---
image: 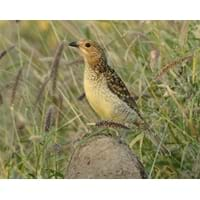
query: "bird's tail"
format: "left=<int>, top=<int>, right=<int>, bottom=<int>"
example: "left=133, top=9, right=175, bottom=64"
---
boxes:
left=135, top=111, right=170, bottom=155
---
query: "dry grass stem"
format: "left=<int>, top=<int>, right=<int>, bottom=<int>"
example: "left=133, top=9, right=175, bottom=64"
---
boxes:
left=10, top=68, right=23, bottom=105
left=88, top=120, right=130, bottom=130
left=50, top=41, right=65, bottom=93
left=44, top=105, right=57, bottom=132
left=0, top=45, right=15, bottom=60
left=155, top=55, right=193, bottom=80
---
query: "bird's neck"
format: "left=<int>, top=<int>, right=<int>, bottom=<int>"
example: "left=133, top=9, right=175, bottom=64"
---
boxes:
left=84, top=58, right=108, bottom=81
left=84, top=63, right=101, bottom=81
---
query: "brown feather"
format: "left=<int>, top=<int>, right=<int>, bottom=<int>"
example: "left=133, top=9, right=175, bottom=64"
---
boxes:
left=104, top=66, right=140, bottom=117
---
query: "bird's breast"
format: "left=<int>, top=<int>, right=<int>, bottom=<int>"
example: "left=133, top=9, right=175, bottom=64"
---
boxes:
left=84, top=72, right=134, bottom=122
left=84, top=72, right=117, bottom=120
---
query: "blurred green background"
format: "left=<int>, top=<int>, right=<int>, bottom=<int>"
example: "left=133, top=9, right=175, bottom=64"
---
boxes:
left=0, top=21, right=200, bottom=178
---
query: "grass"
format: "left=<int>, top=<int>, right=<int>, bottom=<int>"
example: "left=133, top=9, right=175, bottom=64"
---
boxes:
left=0, top=20, right=200, bottom=178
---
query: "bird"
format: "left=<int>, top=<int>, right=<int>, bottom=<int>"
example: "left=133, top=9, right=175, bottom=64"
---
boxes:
left=69, top=39, right=168, bottom=154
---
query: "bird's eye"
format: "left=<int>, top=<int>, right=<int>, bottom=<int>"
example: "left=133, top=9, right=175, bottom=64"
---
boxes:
left=85, top=43, right=91, bottom=48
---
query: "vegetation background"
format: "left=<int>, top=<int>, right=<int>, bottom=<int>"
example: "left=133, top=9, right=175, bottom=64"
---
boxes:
left=0, top=21, right=199, bottom=178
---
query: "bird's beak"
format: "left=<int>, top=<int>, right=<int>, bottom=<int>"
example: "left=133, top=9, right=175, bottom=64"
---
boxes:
left=68, top=41, right=79, bottom=48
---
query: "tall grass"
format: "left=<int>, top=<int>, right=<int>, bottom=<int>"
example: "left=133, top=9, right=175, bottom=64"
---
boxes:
left=0, top=21, right=199, bottom=178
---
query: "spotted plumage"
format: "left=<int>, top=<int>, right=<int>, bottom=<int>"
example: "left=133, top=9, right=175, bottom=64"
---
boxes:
left=69, top=39, right=169, bottom=154
left=104, top=67, right=139, bottom=115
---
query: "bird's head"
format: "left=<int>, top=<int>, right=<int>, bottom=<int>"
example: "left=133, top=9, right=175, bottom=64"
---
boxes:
left=69, top=39, right=107, bottom=67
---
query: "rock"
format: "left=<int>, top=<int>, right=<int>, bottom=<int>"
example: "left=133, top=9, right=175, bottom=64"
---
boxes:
left=65, top=135, right=147, bottom=179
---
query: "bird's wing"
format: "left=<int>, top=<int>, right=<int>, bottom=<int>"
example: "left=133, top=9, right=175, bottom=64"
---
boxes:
left=104, top=66, right=139, bottom=113
left=105, top=67, right=169, bottom=154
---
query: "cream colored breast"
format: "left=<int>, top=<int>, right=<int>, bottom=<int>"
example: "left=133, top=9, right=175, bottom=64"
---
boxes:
left=84, top=74, right=115, bottom=119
